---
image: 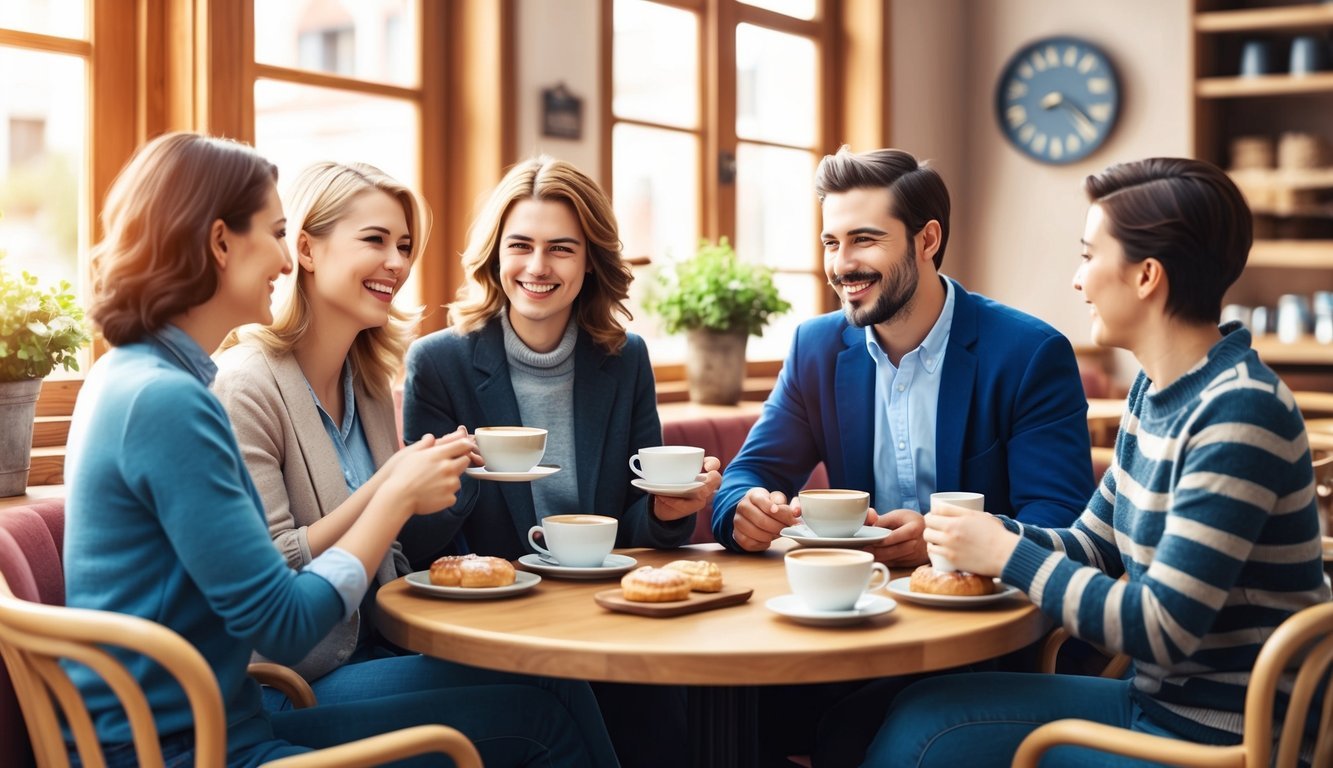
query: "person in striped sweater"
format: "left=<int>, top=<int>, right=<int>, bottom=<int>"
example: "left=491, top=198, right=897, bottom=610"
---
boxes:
left=861, top=157, right=1330, bottom=768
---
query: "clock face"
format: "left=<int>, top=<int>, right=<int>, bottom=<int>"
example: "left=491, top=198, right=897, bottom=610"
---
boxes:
left=995, top=37, right=1120, bottom=165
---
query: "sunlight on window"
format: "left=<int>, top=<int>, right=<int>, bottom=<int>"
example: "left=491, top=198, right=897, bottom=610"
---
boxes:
left=0, top=0, right=85, bottom=39
left=613, top=0, right=699, bottom=129
left=736, top=24, right=816, bottom=147
left=738, top=0, right=816, bottom=21
left=254, top=79, right=422, bottom=307
left=254, top=0, right=418, bottom=87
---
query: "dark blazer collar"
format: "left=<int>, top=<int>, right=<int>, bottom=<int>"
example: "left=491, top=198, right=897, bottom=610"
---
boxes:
left=572, top=331, right=615, bottom=505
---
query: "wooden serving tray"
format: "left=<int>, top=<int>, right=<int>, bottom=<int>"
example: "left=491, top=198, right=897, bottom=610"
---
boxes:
left=593, top=585, right=754, bottom=617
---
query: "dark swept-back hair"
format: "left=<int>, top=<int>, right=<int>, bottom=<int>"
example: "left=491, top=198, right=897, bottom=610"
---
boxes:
left=1084, top=157, right=1251, bottom=324
left=813, top=146, right=951, bottom=269
left=91, top=132, right=278, bottom=346
left=449, top=155, right=633, bottom=354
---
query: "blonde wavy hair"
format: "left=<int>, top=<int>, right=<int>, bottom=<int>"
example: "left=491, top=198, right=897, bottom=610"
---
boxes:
left=224, top=162, right=430, bottom=400
left=449, top=156, right=633, bottom=354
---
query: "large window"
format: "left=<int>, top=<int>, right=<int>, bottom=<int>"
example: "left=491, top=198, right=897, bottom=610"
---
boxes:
left=608, top=0, right=835, bottom=365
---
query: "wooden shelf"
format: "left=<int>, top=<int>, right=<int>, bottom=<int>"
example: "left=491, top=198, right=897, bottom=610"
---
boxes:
left=1197, top=72, right=1333, bottom=98
left=1232, top=168, right=1333, bottom=190
left=1249, top=240, right=1333, bottom=268
left=1196, top=5, right=1333, bottom=33
left=1252, top=335, right=1333, bottom=365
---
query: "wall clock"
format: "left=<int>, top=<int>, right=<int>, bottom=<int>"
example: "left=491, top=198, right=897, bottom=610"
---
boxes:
left=995, top=36, right=1121, bottom=165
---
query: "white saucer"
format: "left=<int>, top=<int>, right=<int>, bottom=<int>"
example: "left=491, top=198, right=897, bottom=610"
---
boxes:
left=886, top=576, right=1021, bottom=607
left=780, top=525, right=891, bottom=548
left=765, top=593, right=897, bottom=626
left=465, top=464, right=561, bottom=482
left=516, top=553, right=639, bottom=579
left=404, top=570, right=541, bottom=599
left=630, top=477, right=705, bottom=497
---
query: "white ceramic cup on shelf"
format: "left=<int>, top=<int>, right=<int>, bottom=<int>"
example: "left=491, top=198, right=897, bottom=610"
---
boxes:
left=627, top=445, right=705, bottom=484
left=527, top=514, right=618, bottom=567
left=797, top=489, right=870, bottom=538
left=927, top=491, right=985, bottom=573
left=475, top=426, right=547, bottom=473
left=784, top=548, right=890, bottom=611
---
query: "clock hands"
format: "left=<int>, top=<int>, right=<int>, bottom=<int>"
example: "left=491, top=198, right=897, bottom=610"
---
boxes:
left=1040, top=91, right=1099, bottom=142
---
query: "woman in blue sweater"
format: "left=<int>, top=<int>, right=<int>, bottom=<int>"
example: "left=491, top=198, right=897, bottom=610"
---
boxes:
left=64, top=132, right=617, bottom=767
left=862, top=157, right=1330, bottom=767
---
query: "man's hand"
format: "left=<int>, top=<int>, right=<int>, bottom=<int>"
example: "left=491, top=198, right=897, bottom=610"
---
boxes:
left=652, top=456, right=723, bottom=521
left=731, top=487, right=800, bottom=551
left=865, top=508, right=928, bottom=566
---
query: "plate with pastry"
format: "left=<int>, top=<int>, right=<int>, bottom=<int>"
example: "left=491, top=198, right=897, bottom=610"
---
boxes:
left=405, top=555, right=541, bottom=599
left=630, top=478, right=706, bottom=497
left=885, top=566, right=1020, bottom=607
left=765, top=593, right=897, bottom=627
left=780, top=524, right=891, bottom=548
left=594, top=565, right=752, bottom=617
left=516, top=553, right=639, bottom=580
left=465, top=464, right=561, bottom=482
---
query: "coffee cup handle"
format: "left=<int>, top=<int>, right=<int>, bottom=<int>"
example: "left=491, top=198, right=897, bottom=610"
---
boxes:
left=527, top=526, right=554, bottom=559
left=627, top=454, right=644, bottom=479
left=867, top=563, right=890, bottom=592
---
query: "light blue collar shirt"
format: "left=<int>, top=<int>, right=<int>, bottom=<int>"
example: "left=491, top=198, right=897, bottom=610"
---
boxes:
left=865, top=277, right=955, bottom=513
left=305, top=361, right=377, bottom=494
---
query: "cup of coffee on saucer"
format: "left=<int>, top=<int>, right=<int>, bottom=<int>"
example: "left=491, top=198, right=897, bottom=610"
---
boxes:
left=927, top=491, right=984, bottom=572
left=528, top=514, right=618, bottom=567
left=628, top=446, right=705, bottom=485
left=797, top=489, right=870, bottom=538
left=785, top=548, right=889, bottom=611
left=475, top=426, right=547, bottom=472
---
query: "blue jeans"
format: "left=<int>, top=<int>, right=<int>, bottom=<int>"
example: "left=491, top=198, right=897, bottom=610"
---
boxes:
left=861, top=673, right=1227, bottom=768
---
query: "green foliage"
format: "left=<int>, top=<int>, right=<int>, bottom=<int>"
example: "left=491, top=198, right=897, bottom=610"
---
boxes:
left=0, top=250, right=90, bottom=381
left=644, top=238, right=791, bottom=336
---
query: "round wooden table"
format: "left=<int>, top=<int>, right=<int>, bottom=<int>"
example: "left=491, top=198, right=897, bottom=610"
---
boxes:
left=375, top=540, right=1048, bottom=686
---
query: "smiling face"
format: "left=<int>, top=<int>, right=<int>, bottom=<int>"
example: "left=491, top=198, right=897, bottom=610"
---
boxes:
left=299, top=189, right=413, bottom=332
left=1074, top=203, right=1142, bottom=350
left=821, top=187, right=921, bottom=328
left=218, top=182, right=292, bottom=327
left=498, top=198, right=588, bottom=346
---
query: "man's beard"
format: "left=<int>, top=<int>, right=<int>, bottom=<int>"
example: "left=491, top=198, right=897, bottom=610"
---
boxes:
left=836, top=241, right=919, bottom=327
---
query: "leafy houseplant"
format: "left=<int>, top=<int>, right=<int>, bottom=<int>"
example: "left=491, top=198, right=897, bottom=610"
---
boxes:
left=0, top=251, right=90, bottom=496
left=646, top=238, right=791, bottom=404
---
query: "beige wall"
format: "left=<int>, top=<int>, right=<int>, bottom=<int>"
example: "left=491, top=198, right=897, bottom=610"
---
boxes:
left=514, top=0, right=602, bottom=177
left=890, top=0, right=1191, bottom=363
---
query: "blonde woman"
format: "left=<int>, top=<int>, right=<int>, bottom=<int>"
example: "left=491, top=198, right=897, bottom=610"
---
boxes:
left=213, top=160, right=618, bottom=767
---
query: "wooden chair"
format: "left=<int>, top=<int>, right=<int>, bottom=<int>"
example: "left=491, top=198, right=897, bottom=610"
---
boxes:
left=0, top=570, right=483, bottom=768
left=1014, top=602, right=1333, bottom=768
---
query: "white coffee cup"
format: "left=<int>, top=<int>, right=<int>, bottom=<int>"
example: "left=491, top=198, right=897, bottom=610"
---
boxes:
left=627, top=445, right=704, bottom=484
left=475, top=426, right=547, bottom=473
left=798, top=489, right=870, bottom=539
left=785, top=548, right=890, bottom=611
left=527, top=514, right=618, bottom=567
left=927, top=491, right=985, bottom=573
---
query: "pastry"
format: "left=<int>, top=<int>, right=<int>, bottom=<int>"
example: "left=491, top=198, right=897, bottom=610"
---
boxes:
left=663, top=560, right=723, bottom=592
left=909, top=564, right=996, bottom=596
left=460, top=556, right=516, bottom=588
left=429, top=554, right=473, bottom=587
left=620, top=566, right=691, bottom=602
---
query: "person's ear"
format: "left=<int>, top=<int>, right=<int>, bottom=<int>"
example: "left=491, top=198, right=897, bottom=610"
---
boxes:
left=1137, top=258, right=1165, bottom=301
left=209, top=219, right=229, bottom=268
left=917, top=220, right=943, bottom=265
left=296, top=231, right=316, bottom=272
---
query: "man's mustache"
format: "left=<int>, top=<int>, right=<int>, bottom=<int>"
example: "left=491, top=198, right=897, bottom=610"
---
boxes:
left=829, top=272, right=880, bottom=287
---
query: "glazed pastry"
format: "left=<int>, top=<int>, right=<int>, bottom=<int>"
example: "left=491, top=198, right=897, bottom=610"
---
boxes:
left=663, top=560, right=724, bottom=592
left=620, top=566, right=691, bottom=602
left=429, top=554, right=473, bottom=587
left=909, top=564, right=996, bottom=596
left=461, top=556, right=516, bottom=588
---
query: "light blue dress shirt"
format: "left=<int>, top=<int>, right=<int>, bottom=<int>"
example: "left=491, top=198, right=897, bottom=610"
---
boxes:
left=306, top=361, right=377, bottom=494
left=864, top=278, right=955, bottom=513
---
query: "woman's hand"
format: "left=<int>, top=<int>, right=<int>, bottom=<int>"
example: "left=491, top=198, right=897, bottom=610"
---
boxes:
left=651, top=456, right=723, bottom=522
left=380, top=429, right=477, bottom=515
left=921, top=504, right=1021, bottom=576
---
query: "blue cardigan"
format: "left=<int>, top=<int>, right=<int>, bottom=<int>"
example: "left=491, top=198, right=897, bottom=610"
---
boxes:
left=63, top=339, right=346, bottom=757
left=713, top=279, right=1093, bottom=549
left=400, top=318, right=693, bottom=566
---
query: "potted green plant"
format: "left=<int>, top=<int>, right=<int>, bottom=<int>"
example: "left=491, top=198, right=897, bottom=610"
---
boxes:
left=0, top=251, right=89, bottom=496
left=645, top=237, right=791, bottom=404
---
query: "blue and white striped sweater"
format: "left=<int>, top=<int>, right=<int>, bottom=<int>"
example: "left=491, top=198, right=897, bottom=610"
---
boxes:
left=1000, top=327, right=1329, bottom=746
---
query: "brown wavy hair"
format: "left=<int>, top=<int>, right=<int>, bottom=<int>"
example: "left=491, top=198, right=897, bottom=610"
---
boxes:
left=91, top=132, right=278, bottom=346
left=223, top=162, right=429, bottom=400
left=448, top=156, right=633, bottom=354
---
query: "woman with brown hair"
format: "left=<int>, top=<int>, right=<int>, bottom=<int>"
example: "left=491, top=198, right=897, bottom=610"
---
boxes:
left=64, top=133, right=617, bottom=767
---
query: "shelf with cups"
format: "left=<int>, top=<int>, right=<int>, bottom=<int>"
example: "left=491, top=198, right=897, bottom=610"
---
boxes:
left=1197, top=71, right=1333, bottom=97
left=1252, top=335, right=1333, bottom=364
left=1195, top=4, right=1333, bottom=34
left=1249, top=239, right=1333, bottom=268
